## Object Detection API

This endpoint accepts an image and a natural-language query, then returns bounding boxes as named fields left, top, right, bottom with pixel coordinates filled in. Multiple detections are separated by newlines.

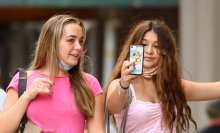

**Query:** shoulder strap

left=104, top=99, right=110, bottom=133
left=104, top=86, right=132, bottom=133
left=118, top=87, right=131, bottom=133
left=15, top=68, right=28, bottom=133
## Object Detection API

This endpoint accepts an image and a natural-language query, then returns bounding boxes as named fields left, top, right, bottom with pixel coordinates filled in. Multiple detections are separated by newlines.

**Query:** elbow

left=0, top=119, right=17, bottom=133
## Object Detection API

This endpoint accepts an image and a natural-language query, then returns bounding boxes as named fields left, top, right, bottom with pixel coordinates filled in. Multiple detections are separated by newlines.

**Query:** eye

left=142, top=44, right=147, bottom=46
left=154, top=45, right=158, bottom=48
left=68, top=39, right=74, bottom=42
left=79, top=40, right=84, bottom=44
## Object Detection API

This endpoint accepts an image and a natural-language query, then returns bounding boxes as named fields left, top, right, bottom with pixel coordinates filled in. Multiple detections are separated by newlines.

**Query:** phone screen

left=129, top=45, right=144, bottom=75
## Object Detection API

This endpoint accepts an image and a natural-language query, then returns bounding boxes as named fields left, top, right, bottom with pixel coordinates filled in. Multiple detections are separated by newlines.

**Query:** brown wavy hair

left=103, top=20, right=197, bottom=132
left=28, top=14, right=95, bottom=116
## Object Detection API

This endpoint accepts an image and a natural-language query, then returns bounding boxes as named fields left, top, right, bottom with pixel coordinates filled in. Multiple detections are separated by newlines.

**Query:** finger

left=38, top=88, right=52, bottom=94
left=36, top=83, right=51, bottom=90
left=124, top=66, right=136, bottom=76
left=122, top=62, right=134, bottom=71
left=40, top=81, right=53, bottom=89
left=130, top=75, right=137, bottom=79
left=37, top=78, right=54, bottom=86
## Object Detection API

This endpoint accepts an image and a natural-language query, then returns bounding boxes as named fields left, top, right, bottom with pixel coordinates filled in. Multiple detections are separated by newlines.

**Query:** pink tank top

left=7, top=70, right=103, bottom=133
left=114, top=85, right=177, bottom=133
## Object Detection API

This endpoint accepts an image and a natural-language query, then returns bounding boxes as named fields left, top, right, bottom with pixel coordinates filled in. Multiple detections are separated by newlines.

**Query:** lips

left=69, top=54, right=79, bottom=58
left=144, top=57, right=153, bottom=61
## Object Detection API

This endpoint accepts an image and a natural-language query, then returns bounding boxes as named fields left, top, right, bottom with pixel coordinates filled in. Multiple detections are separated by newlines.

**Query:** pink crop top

left=6, top=70, right=103, bottom=133
left=114, top=85, right=177, bottom=133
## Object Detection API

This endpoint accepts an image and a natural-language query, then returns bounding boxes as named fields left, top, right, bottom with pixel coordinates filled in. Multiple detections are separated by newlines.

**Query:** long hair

left=103, top=20, right=197, bottom=132
left=29, top=14, right=95, bottom=116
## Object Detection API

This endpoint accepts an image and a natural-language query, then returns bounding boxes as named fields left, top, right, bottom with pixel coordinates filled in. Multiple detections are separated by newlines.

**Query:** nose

left=74, top=41, right=82, bottom=50
left=144, top=45, right=153, bottom=54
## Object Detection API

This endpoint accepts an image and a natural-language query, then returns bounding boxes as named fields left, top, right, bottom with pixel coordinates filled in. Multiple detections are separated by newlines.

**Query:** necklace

left=131, top=83, right=157, bottom=102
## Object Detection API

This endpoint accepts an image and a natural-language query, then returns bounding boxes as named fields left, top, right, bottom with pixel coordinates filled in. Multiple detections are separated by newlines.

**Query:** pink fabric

left=114, top=85, right=177, bottom=133
left=7, top=70, right=103, bottom=133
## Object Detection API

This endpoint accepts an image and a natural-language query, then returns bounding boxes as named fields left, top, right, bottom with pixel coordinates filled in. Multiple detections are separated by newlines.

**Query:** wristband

left=118, top=80, right=129, bottom=90
left=118, top=80, right=129, bottom=95
left=24, top=91, right=31, bottom=101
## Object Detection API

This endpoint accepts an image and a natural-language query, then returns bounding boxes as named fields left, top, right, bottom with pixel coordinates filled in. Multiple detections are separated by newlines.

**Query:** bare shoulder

left=109, top=79, right=120, bottom=88
left=107, top=79, right=120, bottom=93
left=181, top=79, right=187, bottom=85
left=181, top=79, right=193, bottom=86
left=181, top=79, right=191, bottom=90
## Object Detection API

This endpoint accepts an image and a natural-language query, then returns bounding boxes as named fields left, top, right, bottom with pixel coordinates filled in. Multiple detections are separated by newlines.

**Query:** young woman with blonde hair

left=104, top=20, right=220, bottom=133
left=0, top=14, right=104, bottom=133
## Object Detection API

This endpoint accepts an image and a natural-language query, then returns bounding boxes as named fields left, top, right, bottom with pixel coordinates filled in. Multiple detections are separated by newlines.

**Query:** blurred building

left=0, top=0, right=178, bottom=89
left=2, top=0, right=220, bottom=133
left=180, top=0, right=220, bottom=132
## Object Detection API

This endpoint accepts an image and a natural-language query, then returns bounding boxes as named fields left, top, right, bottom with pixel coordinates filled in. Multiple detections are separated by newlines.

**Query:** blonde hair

left=29, top=14, right=95, bottom=116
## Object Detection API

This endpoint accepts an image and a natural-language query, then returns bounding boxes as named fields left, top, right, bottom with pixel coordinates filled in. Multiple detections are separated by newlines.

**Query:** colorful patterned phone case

left=129, top=45, right=144, bottom=75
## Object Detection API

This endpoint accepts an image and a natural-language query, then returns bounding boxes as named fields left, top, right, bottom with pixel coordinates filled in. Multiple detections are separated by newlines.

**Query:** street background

left=0, top=0, right=219, bottom=132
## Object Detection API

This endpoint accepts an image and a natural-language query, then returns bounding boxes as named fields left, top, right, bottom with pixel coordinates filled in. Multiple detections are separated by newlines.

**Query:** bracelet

left=118, top=80, right=129, bottom=95
left=23, top=91, right=31, bottom=101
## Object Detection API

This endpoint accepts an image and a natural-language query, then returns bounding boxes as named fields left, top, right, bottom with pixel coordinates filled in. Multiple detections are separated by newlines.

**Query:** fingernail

left=133, top=62, right=135, bottom=65
left=50, top=91, right=53, bottom=94
left=53, top=83, right=55, bottom=85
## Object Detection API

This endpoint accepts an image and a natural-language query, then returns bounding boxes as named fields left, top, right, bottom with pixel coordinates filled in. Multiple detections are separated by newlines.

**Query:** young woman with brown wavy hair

left=104, top=20, right=220, bottom=133
left=0, top=14, right=104, bottom=133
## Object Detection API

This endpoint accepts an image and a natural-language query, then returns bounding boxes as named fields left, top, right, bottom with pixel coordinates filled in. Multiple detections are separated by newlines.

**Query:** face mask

left=142, top=66, right=158, bottom=78
left=58, top=59, right=74, bottom=71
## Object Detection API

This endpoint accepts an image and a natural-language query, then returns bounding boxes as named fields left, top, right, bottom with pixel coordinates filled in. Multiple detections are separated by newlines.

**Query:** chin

left=66, top=62, right=78, bottom=66
left=143, top=64, right=153, bottom=68
left=143, top=65, right=156, bottom=69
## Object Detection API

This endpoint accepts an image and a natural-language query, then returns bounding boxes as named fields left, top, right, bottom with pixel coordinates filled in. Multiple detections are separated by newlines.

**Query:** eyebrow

left=66, top=35, right=84, bottom=39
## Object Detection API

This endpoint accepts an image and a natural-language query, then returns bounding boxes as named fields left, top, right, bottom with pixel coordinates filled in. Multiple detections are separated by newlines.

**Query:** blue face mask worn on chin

left=58, top=60, right=74, bottom=71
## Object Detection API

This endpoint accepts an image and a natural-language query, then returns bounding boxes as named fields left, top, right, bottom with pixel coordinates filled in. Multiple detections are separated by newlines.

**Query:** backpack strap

left=15, top=68, right=28, bottom=133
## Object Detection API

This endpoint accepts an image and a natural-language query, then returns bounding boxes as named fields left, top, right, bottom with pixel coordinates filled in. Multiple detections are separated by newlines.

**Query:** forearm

left=107, top=81, right=129, bottom=114
left=0, top=94, right=30, bottom=133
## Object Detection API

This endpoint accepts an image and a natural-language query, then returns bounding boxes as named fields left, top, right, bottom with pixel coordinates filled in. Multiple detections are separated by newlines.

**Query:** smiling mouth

left=70, top=54, right=78, bottom=58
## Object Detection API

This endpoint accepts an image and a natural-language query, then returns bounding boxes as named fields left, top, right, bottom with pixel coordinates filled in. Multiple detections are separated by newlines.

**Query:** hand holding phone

left=129, top=45, right=144, bottom=75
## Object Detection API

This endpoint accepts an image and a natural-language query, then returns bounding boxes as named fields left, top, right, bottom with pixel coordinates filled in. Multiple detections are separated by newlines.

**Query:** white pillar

left=102, top=20, right=117, bottom=87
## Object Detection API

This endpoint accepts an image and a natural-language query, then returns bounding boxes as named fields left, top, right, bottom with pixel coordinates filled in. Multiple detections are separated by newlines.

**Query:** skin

left=142, top=31, right=160, bottom=70
left=0, top=23, right=104, bottom=133
left=59, top=23, right=84, bottom=67
left=107, top=30, right=220, bottom=115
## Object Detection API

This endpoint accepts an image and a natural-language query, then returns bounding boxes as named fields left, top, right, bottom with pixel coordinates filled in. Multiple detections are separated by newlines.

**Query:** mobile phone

left=129, top=45, right=144, bottom=75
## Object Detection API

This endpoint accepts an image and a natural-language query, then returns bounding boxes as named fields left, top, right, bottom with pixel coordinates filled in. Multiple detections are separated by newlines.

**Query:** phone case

left=129, top=45, right=144, bottom=75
